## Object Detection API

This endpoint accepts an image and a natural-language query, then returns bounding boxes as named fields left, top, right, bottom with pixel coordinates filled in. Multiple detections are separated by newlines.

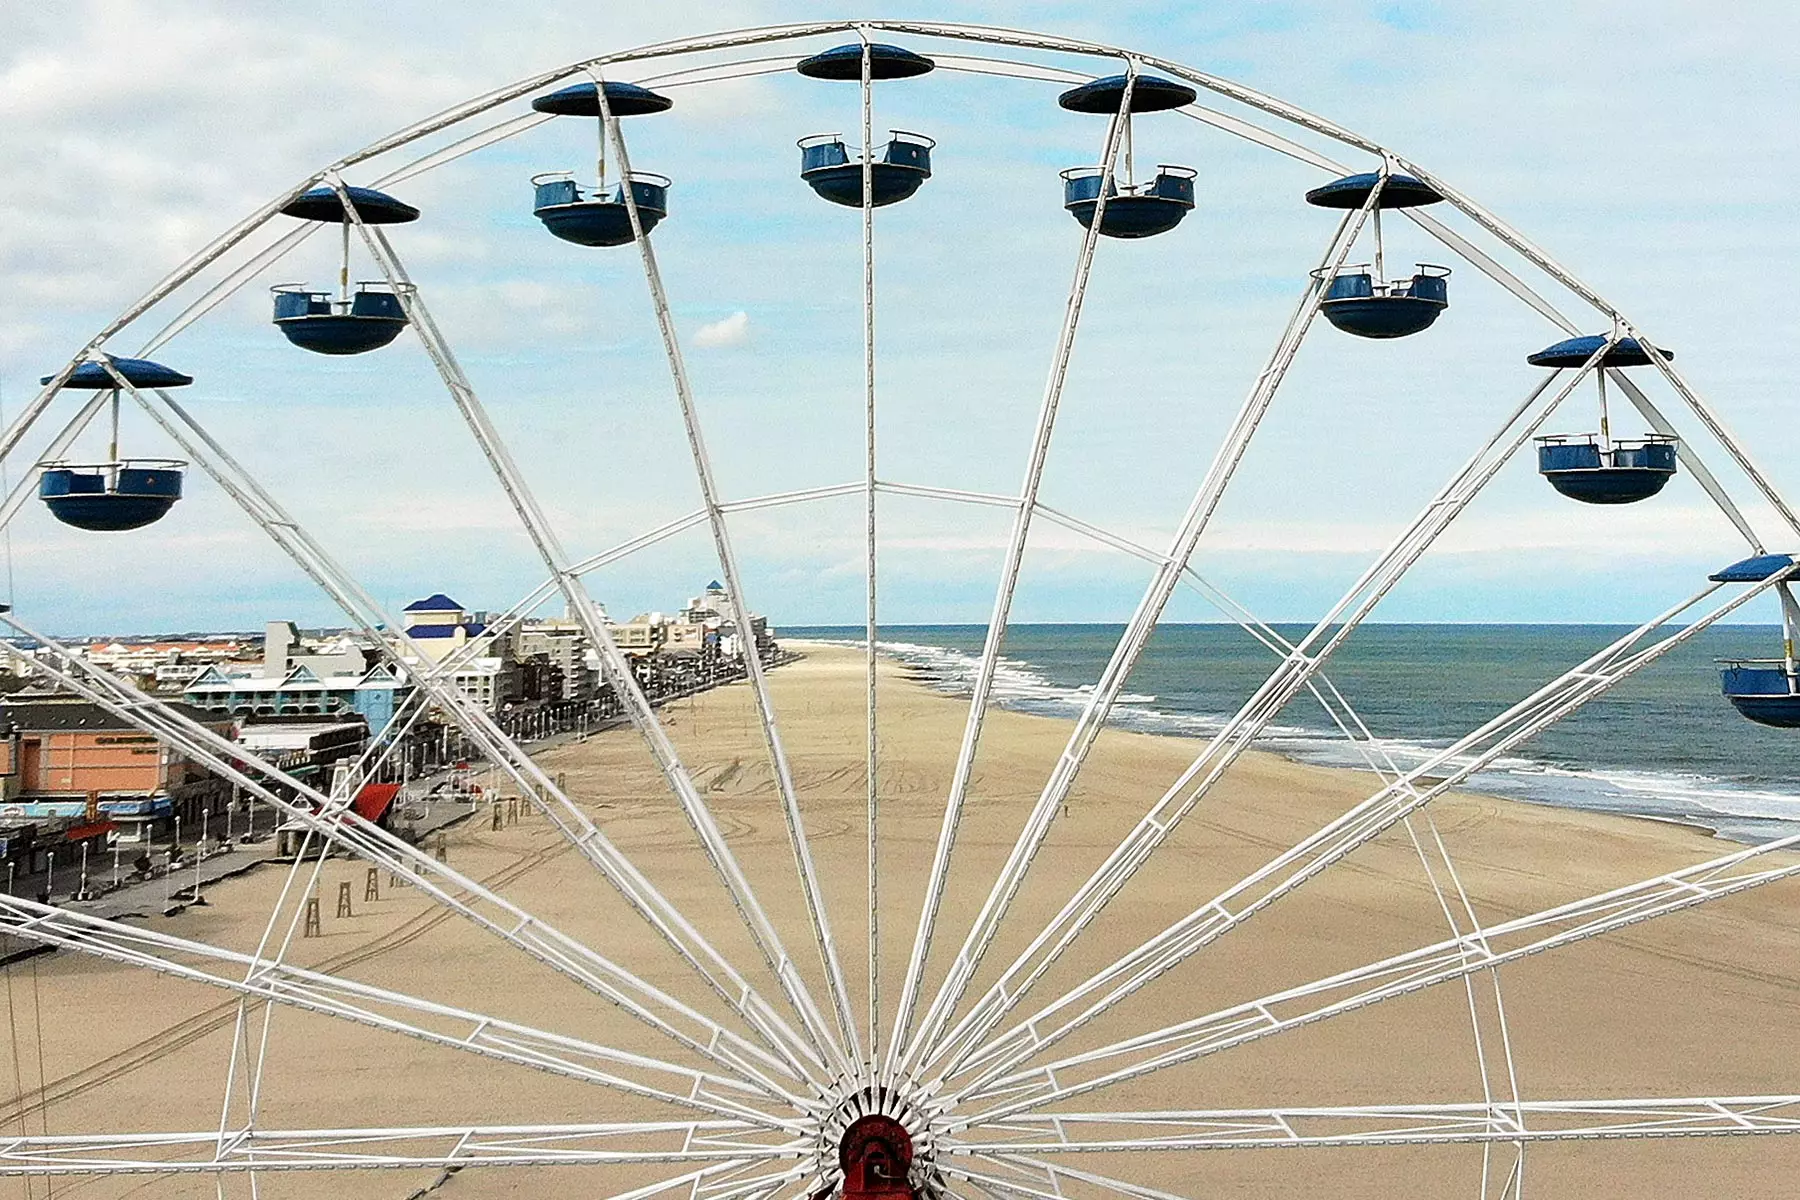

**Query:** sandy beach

left=3, top=639, right=1798, bottom=1200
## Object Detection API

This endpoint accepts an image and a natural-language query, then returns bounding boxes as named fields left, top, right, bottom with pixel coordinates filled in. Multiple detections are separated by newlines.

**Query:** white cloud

left=692, top=310, right=749, bottom=349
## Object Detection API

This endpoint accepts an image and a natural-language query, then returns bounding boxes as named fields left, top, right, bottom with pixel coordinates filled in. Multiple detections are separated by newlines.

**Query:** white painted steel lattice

left=2, top=19, right=1796, bottom=1200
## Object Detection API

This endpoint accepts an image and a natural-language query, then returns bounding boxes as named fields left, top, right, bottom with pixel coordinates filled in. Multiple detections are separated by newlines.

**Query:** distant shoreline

left=781, top=633, right=1792, bottom=848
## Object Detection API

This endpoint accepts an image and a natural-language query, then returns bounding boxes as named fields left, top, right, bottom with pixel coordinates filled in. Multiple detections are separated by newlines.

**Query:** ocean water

left=779, top=623, right=1800, bottom=846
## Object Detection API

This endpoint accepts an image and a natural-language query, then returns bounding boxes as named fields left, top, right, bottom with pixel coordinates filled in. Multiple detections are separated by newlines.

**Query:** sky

left=1, top=1, right=1798, bottom=635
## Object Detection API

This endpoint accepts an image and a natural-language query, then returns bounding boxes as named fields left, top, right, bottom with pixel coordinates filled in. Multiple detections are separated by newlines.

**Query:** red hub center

left=839, top=1113, right=916, bottom=1200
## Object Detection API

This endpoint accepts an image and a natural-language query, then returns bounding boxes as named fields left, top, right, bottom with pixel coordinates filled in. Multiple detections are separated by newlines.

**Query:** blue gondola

left=1532, top=335, right=1680, bottom=505
left=277, top=184, right=418, bottom=355
left=272, top=284, right=408, bottom=355
left=799, top=133, right=934, bottom=207
left=39, top=460, right=185, bottom=532
left=1536, top=435, right=1678, bottom=504
left=1061, top=165, right=1195, bottom=239
left=35, top=355, right=188, bottom=531
left=529, top=81, right=674, bottom=246
left=1306, top=172, right=1450, bottom=338
left=532, top=173, right=670, bottom=245
left=1056, top=74, right=1197, bottom=240
left=794, top=43, right=936, bottom=210
left=1709, top=555, right=1800, bottom=726
left=1719, top=664, right=1800, bottom=727
left=1316, top=265, right=1450, bottom=338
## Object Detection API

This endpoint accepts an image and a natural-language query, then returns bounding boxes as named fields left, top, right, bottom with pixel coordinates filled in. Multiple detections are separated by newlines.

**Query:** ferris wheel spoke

left=954, top=797, right=1800, bottom=1123
left=904, top=187, right=1382, bottom=1078
left=592, top=86, right=863, bottom=1076
left=706, top=1159, right=825, bottom=1200
left=947, top=1095, right=1800, bottom=1150
left=229, top=191, right=847, bottom=1084
left=858, top=28, right=885, bottom=1073
left=889, top=64, right=1139, bottom=1081
left=0, top=1126, right=803, bottom=1175
left=0, top=895, right=802, bottom=1128
left=942, top=568, right=1785, bottom=1097
left=918, top=350, right=1608, bottom=1089
left=0, top=620, right=817, bottom=1109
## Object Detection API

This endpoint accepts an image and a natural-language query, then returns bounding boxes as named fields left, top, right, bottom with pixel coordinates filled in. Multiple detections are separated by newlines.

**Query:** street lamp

left=195, top=808, right=207, bottom=903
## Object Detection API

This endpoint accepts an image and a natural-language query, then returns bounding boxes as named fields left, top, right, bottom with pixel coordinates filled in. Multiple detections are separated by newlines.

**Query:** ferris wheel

left=5, top=17, right=1800, bottom=1199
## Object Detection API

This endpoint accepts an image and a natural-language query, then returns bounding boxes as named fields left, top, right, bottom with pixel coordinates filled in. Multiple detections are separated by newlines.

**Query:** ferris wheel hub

left=840, top=1114, right=915, bottom=1200
left=820, top=1084, right=938, bottom=1200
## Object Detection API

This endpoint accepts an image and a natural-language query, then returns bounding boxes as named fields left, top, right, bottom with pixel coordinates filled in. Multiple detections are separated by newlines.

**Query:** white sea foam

left=809, top=635, right=1800, bottom=845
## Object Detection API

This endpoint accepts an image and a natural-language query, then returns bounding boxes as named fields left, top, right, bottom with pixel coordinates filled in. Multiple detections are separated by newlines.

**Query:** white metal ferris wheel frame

left=0, top=17, right=1797, bottom=1199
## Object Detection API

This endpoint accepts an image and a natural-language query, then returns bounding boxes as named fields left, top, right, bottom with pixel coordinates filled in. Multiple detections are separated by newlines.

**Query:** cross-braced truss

left=3, top=18, right=1795, bottom=1200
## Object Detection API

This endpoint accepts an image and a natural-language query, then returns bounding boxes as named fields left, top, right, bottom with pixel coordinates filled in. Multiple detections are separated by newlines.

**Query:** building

left=684, top=581, right=732, bottom=623
left=183, top=662, right=410, bottom=735
left=262, top=621, right=370, bottom=679
left=662, top=609, right=717, bottom=661
left=237, top=718, right=368, bottom=784
left=611, top=613, right=667, bottom=658
left=680, top=581, right=772, bottom=661
left=514, top=617, right=597, bottom=701
left=399, top=594, right=519, bottom=712
left=76, top=637, right=256, bottom=693
left=0, top=696, right=232, bottom=842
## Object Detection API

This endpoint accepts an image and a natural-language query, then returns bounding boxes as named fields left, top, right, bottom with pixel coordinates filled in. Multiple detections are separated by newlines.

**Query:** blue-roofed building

left=403, top=593, right=464, bottom=617
left=398, top=593, right=518, bottom=712
left=682, top=579, right=772, bottom=661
